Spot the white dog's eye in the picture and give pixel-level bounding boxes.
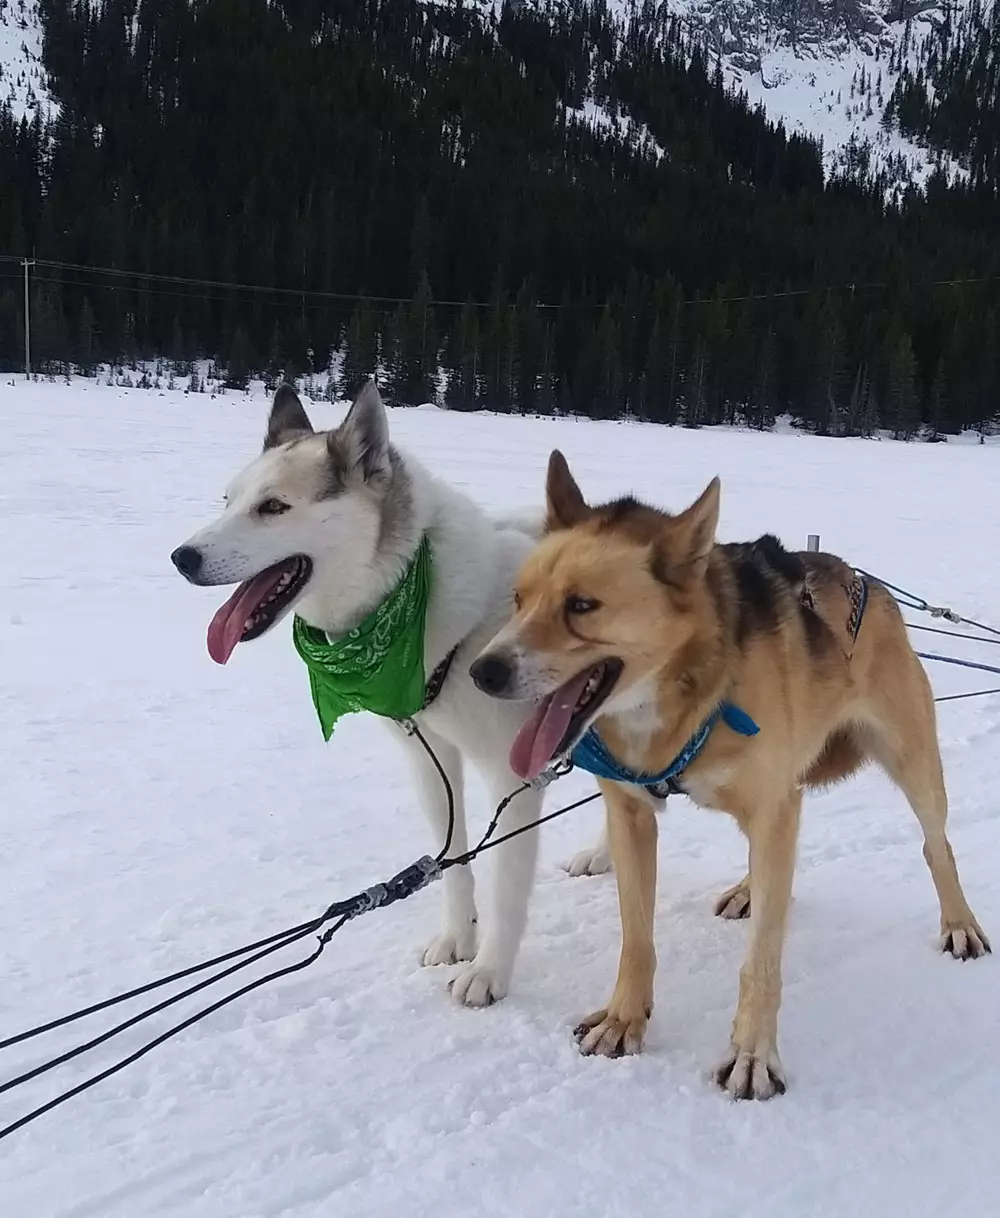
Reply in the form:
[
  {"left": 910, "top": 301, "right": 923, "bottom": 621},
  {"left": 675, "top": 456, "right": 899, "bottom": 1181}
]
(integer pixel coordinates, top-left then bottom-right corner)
[{"left": 257, "top": 498, "right": 290, "bottom": 517}]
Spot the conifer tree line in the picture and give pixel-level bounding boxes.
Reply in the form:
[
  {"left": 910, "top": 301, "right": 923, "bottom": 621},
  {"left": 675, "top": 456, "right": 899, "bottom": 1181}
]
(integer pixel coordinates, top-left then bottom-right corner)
[
  {"left": 886, "top": 1, "right": 1000, "bottom": 191},
  {"left": 1, "top": 0, "right": 999, "bottom": 436}
]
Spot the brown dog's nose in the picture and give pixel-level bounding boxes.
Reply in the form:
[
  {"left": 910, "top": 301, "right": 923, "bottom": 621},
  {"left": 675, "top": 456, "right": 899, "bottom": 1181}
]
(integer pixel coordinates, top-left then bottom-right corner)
[{"left": 470, "top": 654, "right": 513, "bottom": 697}]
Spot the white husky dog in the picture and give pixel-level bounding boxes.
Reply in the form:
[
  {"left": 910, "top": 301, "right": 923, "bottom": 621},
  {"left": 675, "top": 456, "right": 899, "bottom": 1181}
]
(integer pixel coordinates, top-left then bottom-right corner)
[{"left": 172, "top": 382, "right": 609, "bottom": 1006}]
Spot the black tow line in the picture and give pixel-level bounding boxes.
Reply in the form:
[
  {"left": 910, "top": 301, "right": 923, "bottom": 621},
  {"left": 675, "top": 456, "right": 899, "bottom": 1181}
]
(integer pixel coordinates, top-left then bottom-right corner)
[{"left": 0, "top": 722, "right": 593, "bottom": 1142}]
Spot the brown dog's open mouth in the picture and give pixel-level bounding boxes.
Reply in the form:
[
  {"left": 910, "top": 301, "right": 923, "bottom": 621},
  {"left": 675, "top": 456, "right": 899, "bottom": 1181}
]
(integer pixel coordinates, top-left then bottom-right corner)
[
  {"left": 206, "top": 556, "right": 313, "bottom": 664},
  {"left": 510, "top": 659, "right": 623, "bottom": 780}
]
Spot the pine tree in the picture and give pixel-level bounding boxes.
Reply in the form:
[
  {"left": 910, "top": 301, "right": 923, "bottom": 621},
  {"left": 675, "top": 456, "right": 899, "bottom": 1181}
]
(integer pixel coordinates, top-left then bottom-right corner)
[
  {"left": 927, "top": 359, "right": 947, "bottom": 440},
  {"left": 503, "top": 304, "right": 522, "bottom": 412},
  {"left": 340, "top": 301, "right": 379, "bottom": 400},
  {"left": 809, "top": 295, "right": 846, "bottom": 434},
  {"left": 749, "top": 328, "right": 777, "bottom": 430},
  {"left": 886, "top": 326, "right": 920, "bottom": 440},
  {"left": 385, "top": 273, "right": 437, "bottom": 404},
  {"left": 225, "top": 327, "right": 253, "bottom": 389},
  {"left": 641, "top": 312, "right": 671, "bottom": 424},
  {"left": 685, "top": 336, "right": 710, "bottom": 428},
  {"left": 592, "top": 305, "right": 623, "bottom": 421},
  {"left": 482, "top": 274, "right": 509, "bottom": 411},
  {"left": 444, "top": 299, "right": 480, "bottom": 411},
  {"left": 383, "top": 303, "right": 410, "bottom": 404},
  {"left": 76, "top": 297, "right": 97, "bottom": 374}
]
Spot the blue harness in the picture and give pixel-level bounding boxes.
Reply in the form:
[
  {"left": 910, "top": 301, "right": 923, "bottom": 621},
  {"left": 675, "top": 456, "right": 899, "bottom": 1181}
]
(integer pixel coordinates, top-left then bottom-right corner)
[
  {"left": 568, "top": 570, "right": 869, "bottom": 797},
  {"left": 570, "top": 702, "right": 760, "bottom": 797}
]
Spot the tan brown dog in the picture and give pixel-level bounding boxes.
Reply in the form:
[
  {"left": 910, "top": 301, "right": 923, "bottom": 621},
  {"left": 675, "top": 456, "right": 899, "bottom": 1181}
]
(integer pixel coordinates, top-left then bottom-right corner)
[{"left": 470, "top": 451, "right": 990, "bottom": 1099}]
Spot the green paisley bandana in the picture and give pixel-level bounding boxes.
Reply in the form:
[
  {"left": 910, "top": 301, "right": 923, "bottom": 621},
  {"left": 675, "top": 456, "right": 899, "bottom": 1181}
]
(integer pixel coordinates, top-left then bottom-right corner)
[{"left": 292, "top": 537, "right": 431, "bottom": 740}]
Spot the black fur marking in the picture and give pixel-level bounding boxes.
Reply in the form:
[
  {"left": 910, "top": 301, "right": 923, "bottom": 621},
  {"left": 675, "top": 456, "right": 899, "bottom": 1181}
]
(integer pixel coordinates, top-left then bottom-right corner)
[
  {"left": 752, "top": 534, "right": 805, "bottom": 586},
  {"left": 603, "top": 495, "right": 646, "bottom": 519},
  {"left": 728, "top": 549, "right": 781, "bottom": 643}
]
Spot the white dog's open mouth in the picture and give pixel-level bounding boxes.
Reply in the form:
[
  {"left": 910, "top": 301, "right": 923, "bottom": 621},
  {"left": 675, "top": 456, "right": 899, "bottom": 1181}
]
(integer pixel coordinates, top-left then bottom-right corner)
[
  {"left": 509, "top": 659, "right": 623, "bottom": 780},
  {"left": 207, "top": 556, "right": 313, "bottom": 664}
]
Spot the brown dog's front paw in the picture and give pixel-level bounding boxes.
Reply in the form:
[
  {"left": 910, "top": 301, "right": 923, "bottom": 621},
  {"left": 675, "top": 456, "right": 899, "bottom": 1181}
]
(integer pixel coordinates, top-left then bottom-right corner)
[
  {"left": 941, "top": 919, "right": 991, "bottom": 960},
  {"left": 714, "top": 1044, "right": 786, "bottom": 1100},
  {"left": 574, "top": 1004, "right": 649, "bottom": 1057}
]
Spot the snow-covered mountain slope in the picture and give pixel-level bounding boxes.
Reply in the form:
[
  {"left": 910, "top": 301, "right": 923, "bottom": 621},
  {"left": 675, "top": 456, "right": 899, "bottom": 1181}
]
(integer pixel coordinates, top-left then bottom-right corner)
[
  {"left": 2, "top": 0, "right": 975, "bottom": 195},
  {"left": 485, "top": 0, "right": 971, "bottom": 193},
  {"left": 0, "top": 0, "right": 47, "bottom": 119},
  {"left": 676, "top": 0, "right": 969, "bottom": 190}
]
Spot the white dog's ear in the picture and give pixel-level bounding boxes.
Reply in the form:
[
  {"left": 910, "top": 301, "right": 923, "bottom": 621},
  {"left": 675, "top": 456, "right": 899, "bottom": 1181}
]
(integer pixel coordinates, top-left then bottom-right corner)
[
  {"left": 333, "top": 380, "right": 390, "bottom": 482},
  {"left": 264, "top": 384, "right": 313, "bottom": 450}
]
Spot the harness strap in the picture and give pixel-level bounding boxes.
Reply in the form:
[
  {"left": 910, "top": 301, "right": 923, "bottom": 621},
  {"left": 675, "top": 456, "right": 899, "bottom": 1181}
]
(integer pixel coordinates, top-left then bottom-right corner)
[
  {"left": 799, "top": 570, "right": 869, "bottom": 650},
  {"left": 846, "top": 572, "right": 868, "bottom": 644},
  {"left": 421, "top": 645, "right": 459, "bottom": 712},
  {"left": 571, "top": 701, "right": 759, "bottom": 795}
]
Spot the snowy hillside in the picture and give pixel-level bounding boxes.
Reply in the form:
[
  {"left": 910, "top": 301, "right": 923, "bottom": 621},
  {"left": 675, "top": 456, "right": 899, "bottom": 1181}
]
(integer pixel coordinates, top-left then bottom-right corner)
[
  {"left": 3, "top": 379, "right": 1000, "bottom": 1216},
  {"left": 0, "top": 0, "right": 47, "bottom": 119},
  {"left": 685, "top": 0, "right": 971, "bottom": 188},
  {"left": 476, "top": 0, "right": 972, "bottom": 190},
  {"left": 2, "top": 0, "right": 976, "bottom": 190}
]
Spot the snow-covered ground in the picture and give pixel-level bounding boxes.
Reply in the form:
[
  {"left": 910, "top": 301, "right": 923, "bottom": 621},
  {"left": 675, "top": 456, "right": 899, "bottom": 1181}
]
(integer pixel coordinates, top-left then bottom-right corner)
[
  {"left": 0, "top": 0, "right": 46, "bottom": 120},
  {"left": 3, "top": 378, "right": 1000, "bottom": 1217}
]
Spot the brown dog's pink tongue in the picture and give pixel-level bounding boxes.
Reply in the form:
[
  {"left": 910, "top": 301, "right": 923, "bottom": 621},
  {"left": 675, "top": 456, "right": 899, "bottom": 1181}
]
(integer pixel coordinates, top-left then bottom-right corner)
[
  {"left": 206, "top": 567, "right": 288, "bottom": 665},
  {"left": 509, "top": 668, "right": 596, "bottom": 780}
]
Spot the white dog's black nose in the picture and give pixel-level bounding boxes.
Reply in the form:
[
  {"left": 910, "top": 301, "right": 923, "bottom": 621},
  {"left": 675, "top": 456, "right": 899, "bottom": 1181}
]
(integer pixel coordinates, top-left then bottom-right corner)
[
  {"left": 470, "top": 654, "right": 513, "bottom": 697},
  {"left": 171, "top": 545, "right": 203, "bottom": 580}
]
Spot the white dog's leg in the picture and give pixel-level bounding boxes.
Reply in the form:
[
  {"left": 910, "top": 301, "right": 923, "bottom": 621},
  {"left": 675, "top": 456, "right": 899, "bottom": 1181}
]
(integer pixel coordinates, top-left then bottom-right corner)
[
  {"left": 450, "top": 775, "right": 541, "bottom": 1007},
  {"left": 398, "top": 725, "right": 477, "bottom": 966}
]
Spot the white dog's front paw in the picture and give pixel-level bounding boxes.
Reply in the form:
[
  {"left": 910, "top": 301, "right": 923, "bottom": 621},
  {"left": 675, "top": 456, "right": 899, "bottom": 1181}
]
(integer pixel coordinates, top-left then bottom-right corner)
[
  {"left": 422, "top": 924, "right": 477, "bottom": 968},
  {"left": 448, "top": 956, "right": 510, "bottom": 1007},
  {"left": 564, "top": 842, "right": 613, "bottom": 877}
]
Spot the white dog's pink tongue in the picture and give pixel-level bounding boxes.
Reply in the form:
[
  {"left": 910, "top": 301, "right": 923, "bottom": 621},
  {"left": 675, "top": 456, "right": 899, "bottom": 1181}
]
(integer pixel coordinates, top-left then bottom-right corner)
[
  {"left": 206, "top": 568, "right": 287, "bottom": 665},
  {"left": 509, "top": 668, "right": 596, "bottom": 780}
]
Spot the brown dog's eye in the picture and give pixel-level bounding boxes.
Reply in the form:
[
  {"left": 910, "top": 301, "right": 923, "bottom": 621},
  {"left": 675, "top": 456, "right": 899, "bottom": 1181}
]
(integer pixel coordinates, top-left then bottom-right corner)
[
  {"left": 565, "top": 595, "right": 600, "bottom": 615},
  {"left": 513, "top": 590, "right": 522, "bottom": 610},
  {"left": 257, "top": 498, "right": 290, "bottom": 516}
]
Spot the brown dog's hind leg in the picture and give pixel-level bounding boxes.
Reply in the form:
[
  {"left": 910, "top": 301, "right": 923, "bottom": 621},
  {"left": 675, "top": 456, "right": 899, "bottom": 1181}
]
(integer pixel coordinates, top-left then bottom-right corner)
[
  {"left": 865, "top": 653, "right": 990, "bottom": 959},
  {"left": 714, "top": 872, "right": 752, "bottom": 920}
]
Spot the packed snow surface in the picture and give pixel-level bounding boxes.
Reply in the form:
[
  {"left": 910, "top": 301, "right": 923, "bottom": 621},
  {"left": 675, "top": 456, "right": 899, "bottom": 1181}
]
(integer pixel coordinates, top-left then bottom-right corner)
[{"left": 2, "top": 378, "right": 1000, "bottom": 1216}]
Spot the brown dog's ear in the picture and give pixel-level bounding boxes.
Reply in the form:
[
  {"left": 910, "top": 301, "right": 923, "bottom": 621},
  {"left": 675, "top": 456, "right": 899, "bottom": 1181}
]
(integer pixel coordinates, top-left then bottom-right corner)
[
  {"left": 545, "top": 450, "right": 589, "bottom": 531},
  {"left": 264, "top": 384, "right": 313, "bottom": 450},
  {"left": 654, "top": 477, "right": 721, "bottom": 583},
  {"left": 675, "top": 476, "right": 721, "bottom": 569}
]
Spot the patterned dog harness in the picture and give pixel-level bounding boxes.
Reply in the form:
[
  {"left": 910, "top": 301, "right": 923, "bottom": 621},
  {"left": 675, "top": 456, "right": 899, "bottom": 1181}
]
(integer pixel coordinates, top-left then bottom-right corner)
[
  {"left": 845, "top": 571, "right": 868, "bottom": 644},
  {"left": 800, "top": 569, "right": 868, "bottom": 651},
  {"left": 570, "top": 702, "right": 760, "bottom": 799}
]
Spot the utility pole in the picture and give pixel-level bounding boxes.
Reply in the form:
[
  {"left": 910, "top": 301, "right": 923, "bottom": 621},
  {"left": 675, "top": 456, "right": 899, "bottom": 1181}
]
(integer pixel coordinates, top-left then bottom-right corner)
[{"left": 22, "top": 257, "right": 35, "bottom": 379}]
